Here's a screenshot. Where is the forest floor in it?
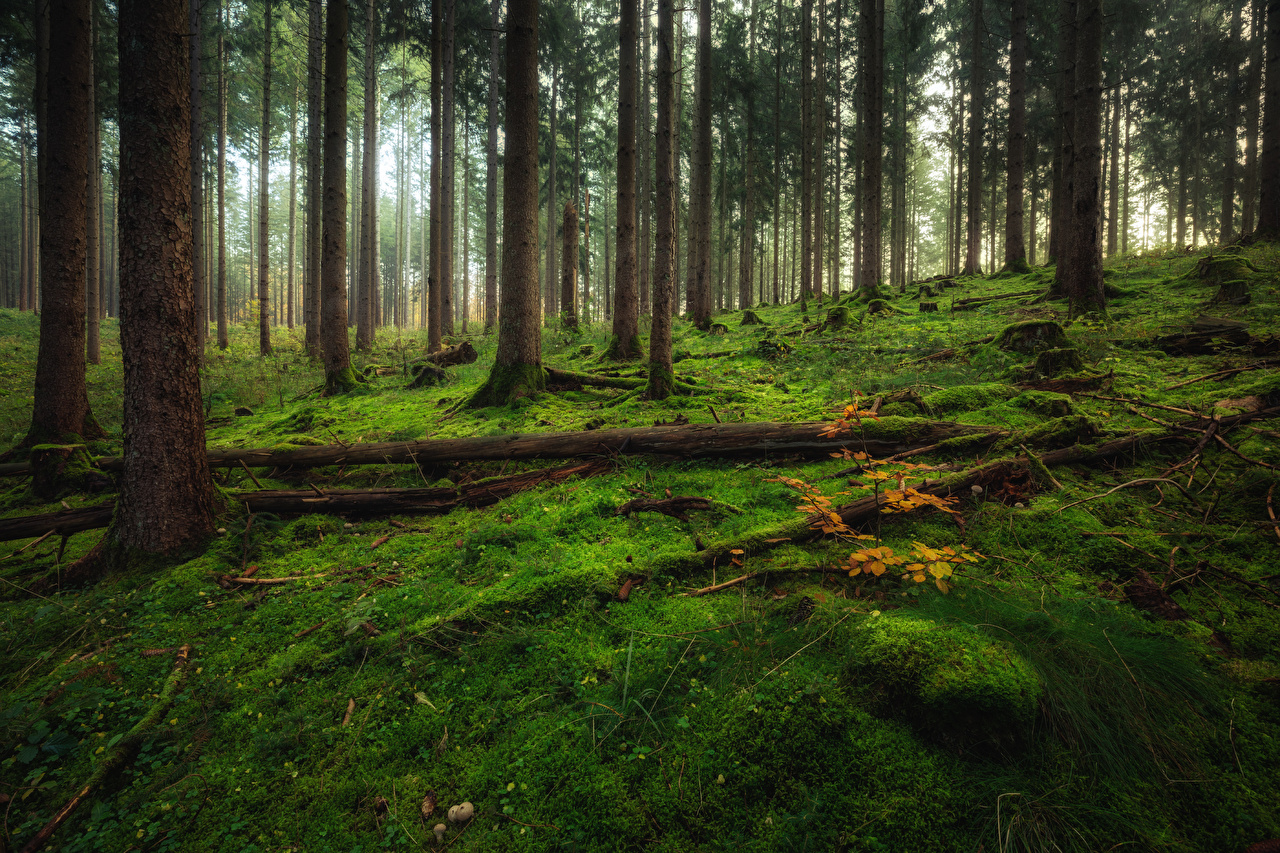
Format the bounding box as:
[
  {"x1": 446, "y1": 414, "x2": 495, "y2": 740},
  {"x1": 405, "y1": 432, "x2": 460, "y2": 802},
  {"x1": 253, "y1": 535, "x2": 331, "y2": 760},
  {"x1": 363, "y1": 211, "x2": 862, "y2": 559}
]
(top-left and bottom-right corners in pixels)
[{"x1": 1, "y1": 244, "x2": 1280, "y2": 852}]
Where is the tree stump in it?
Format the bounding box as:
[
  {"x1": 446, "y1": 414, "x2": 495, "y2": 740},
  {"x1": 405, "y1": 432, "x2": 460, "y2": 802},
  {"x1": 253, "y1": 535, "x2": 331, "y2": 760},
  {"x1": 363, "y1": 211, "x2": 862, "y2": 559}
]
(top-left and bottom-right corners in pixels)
[
  {"x1": 917, "y1": 284, "x2": 935, "y2": 298},
  {"x1": 407, "y1": 365, "x2": 450, "y2": 389},
  {"x1": 919, "y1": 301, "x2": 939, "y2": 312},
  {"x1": 1032, "y1": 347, "x2": 1084, "y2": 378},
  {"x1": 996, "y1": 320, "x2": 1069, "y2": 354},
  {"x1": 578, "y1": 344, "x2": 596, "y2": 358},
  {"x1": 1211, "y1": 279, "x2": 1251, "y2": 305},
  {"x1": 709, "y1": 323, "x2": 730, "y2": 336},
  {"x1": 825, "y1": 306, "x2": 852, "y2": 328},
  {"x1": 740, "y1": 310, "x2": 768, "y2": 326},
  {"x1": 30, "y1": 444, "x2": 106, "y2": 500}
]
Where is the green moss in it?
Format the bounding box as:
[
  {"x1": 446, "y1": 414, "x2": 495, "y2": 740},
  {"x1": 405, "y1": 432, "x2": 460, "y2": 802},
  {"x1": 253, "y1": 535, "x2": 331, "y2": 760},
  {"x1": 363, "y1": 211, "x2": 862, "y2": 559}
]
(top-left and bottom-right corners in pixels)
[
  {"x1": 466, "y1": 361, "x2": 548, "y2": 408},
  {"x1": 922, "y1": 383, "x2": 1019, "y2": 415},
  {"x1": 1010, "y1": 390, "x2": 1076, "y2": 418},
  {"x1": 323, "y1": 366, "x2": 363, "y2": 395},
  {"x1": 1018, "y1": 414, "x2": 1099, "y2": 449},
  {"x1": 997, "y1": 320, "x2": 1069, "y2": 353}
]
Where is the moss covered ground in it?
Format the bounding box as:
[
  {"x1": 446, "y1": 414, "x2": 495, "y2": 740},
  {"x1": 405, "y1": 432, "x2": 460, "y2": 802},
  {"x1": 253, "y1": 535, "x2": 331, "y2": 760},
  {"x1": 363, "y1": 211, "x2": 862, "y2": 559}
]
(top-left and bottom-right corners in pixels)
[{"x1": 2, "y1": 244, "x2": 1280, "y2": 852}]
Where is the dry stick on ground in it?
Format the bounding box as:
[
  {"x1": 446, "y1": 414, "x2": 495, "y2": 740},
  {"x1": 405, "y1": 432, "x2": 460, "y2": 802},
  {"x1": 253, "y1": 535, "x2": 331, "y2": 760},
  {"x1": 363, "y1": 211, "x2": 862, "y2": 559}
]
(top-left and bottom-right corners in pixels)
[
  {"x1": 616, "y1": 496, "x2": 725, "y2": 521},
  {"x1": 1212, "y1": 433, "x2": 1280, "y2": 471},
  {"x1": 681, "y1": 567, "x2": 850, "y2": 597},
  {"x1": 18, "y1": 646, "x2": 194, "y2": 853},
  {"x1": 1055, "y1": 478, "x2": 1205, "y2": 515},
  {"x1": 1166, "y1": 359, "x2": 1280, "y2": 390},
  {"x1": 1269, "y1": 485, "x2": 1280, "y2": 546},
  {"x1": 1079, "y1": 393, "x2": 1201, "y2": 419}
]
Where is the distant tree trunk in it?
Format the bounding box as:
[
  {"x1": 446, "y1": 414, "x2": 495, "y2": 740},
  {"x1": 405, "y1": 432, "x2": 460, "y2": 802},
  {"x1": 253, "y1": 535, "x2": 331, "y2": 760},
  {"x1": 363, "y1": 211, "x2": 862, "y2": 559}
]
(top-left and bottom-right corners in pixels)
[
  {"x1": 811, "y1": 0, "x2": 824, "y2": 301},
  {"x1": 34, "y1": 0, "x2": 47, "y2": 314},
  {"x1": 1122, "y1": 96, "x2": 1130, "y2": 253},
  {"x1": 321, "y1": 0, "x2": 355, "y2": 392},
  {"x1": 1243, "y1": 0, "x2": 1264, "y2": 234},
  {"x1": 962, "y1": 0, "x2": 983, "y2": 276},
  {"x1": 640, "y1": 0, "x2": 652, "y2": 312},
  {"x1": 561, "y1": 200, "x2": 578, "y2": 330},
  {"x1": 1107, "y1": 79, "x2": 1121, "y2": 253},
  {"x1": 287, "y1": 83, "x2": 297, "y2": 329},
  {"x1": 772, "y1": 0, "x2": 781, "y2": 303},
  {"x1": 484, "y1": 0, "x2": 500, "y2": 331},
  {"x1": 857, "y1": 0, "x2": 883, "y2": 294},
  {"x1": 19, "y1": 116, "x2": 28, "y2": 312},
  {"x1": 609, "y1": 0, "x2": 641, "y2": 359},
  {"x1": 428, "y1": 0, "x2": 442, "y2": 350},
  {"x1": 86, "y1": 8, "x2": 100, "y2": 365},
  {"x1": 1028, "y1": 137, "x2": 1038, "y2": 264},
  {"x1": 1261, "y1": 0, "x2": 1280, "y2": 236},
  {"x1": 113, "y1": 0, "x2": 216, "y2": 555},
  {"x1": 356, "y1": 0, "x2": 375, "y2": 351},
  {"x1": 462, "y1": 122, "x2": 471, "y2": 331},
  {"x1": 800, "y1": 0, "x2": 813, "y2": 303},
  {"x1": 687, "y1": 0, "x2": 712, "y2": 328},
  {"x1": 1063, "y1": 0, "x2": 1105, "y2": 316},
  {"x1": 1177, "y1": 125, "x2": 1190, "y2": 245},
  {"x1": 28, "y1": 0, "x2": 101, "y2": 445},
  {"x1": 544, "y1": 69, "x2": 559, "y2": 322},
  {"x1": 1221, "y1": 0, "x2": 1243, "y2": 243},
  {"x1": 216, "y1": 0, "x2": 229, "y2": 349},
  {"x1": 469, "y1": 0, "x2": 544, "y2": 406},
  {"x1": 441, "y1": 0, "x2": 456, "y2": 335},
  {"x1": 257, "y1": 0, "x2": 272, "y2": 354},
  {"x1": 305, "y1": 0, "x2": 322, "y2": 356},
  {"x1": 648, "y1": 0, "x2": 676, "y2": 400},
  {"x1": 1003, "y1": 0, "x2": 1028, "y2": 271},
  {"x1": 1050, "y1": 0, "x2": 1076, "y2": 266}
]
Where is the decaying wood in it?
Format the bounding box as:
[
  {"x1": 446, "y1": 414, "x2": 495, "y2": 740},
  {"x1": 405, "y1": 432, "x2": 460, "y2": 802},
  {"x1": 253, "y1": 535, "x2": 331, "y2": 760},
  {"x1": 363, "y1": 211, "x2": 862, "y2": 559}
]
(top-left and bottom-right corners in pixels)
[
  {"x1": 1165, "y1": 358, "x2": 1280, "y2": 390},
  {"x1": 616, "y1": 496, "x2": 717, "y2": 521},
  {"x1": 950, "y1": 289, "x2": 1043, "y2": 311},
  {"x1": 682, "y1": 572, "x2": 759, "y2": 596},
  {"x1": 418, "y1": 340, "x2": 478, "y2": 368}
]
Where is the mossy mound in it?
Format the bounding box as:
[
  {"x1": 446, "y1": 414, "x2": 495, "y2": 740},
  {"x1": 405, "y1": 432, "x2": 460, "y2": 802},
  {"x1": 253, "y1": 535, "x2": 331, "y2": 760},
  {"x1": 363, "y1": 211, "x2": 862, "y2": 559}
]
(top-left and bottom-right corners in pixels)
[
  {"x1": 997, "y1": 320, "x2": 1069, "y2": 354},
  {"x1": 739, "y1": 310, "x2": 768, "y2": 326},
  {"x1": 922, "y1": 383, "x2": 1019, "y2": 415},
  {"x1": 29, "y1": 444, "x2": 107, "y2": 500},
  {"x1": 845, "y1": 615, "x2": 1041, "y2": 750},
  {"x1": 1010, "y1": 390, "x2": 1076, "y2": 418},
  {"x1": 1019, "y1": 414, "x2": 1100, "y2": 449},
  {"x1": 1012, "y1": 347, "x2": 1085, "y2": 381}
]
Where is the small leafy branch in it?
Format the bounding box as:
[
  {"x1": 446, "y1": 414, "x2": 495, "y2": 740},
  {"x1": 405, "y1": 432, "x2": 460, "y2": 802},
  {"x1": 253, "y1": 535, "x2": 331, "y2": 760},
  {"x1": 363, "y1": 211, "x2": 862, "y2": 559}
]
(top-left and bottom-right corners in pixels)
[{"x1": 844, "y1": 541, "x2": 981, "y2": 593}]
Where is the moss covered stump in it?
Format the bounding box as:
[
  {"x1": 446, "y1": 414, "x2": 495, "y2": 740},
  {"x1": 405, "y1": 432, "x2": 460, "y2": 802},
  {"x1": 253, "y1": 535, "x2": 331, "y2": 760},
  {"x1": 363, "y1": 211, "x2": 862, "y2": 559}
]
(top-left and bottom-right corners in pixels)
[
  {"x1": 1032, "y1": 347, "x2": 1084, "y2": 378},
  {"x1": 30, "y1": 444, "x2": 105, "y2": 500},
  {"x1": 740, "y1": 310, "x2": 768, "y2": 326},
  {"x1": 997, "y1": 320, "x2": 1069, "y2": 354}
]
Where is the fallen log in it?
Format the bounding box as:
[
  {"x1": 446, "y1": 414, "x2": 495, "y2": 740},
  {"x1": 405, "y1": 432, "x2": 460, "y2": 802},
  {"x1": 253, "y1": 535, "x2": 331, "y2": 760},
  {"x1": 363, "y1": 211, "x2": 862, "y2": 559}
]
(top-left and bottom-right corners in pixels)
[
  {"x1": 0, "y1": 460, "x2": 612, "y2": 543},
  {"x1": 616, "y1": 496, "x2": 723, "y2": 521},
  {"x1": 951, "y1": 289, "x2": 1043, "y2": 311}
]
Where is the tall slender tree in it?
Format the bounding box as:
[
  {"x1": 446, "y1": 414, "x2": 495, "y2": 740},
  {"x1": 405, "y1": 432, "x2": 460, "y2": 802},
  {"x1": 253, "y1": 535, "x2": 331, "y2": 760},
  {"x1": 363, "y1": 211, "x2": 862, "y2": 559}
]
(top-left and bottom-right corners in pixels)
[
  {"x1": 648, "y1": 0, "x2": 676, "y2": 400},
  {"x1": 441, "y1": 0, "x2": 457, "y2": 335},
  {"x1": 687, "y1": 0, "x2": 712, "y2": 328},
  {"x1": 258, "y1": 0, "x2": 273, "y2": 355},
  {"x1": 189, "y1": 0, "x2": 204, "y2": 356},
  {"x1": 217, "y1": 0, "x2": 229, "y2": 349},
  {"x1": 428, "y1": 0, "x2": 442, "y2": 350},
  {"x1": 305, "y1": 0, "x2": 323, "y2": 356},
  {"x1": 1063, "y1": 0, "x2": 1105, "y2": 314},
  {"x1": 469, "y1": 0, "x2": 544, "y2": 406},
  {"x1": 113, "y1": 0, "x2": 217, "y2": 555},
  {"x1": 1004, "y1": 0, "x2": 1029, "y2": 271},
  {"x1": 857, "y1": 0, "x2": 884, "y2": 294},
  {"x1": 484, "y1": 0, "x2": 500, "y2": 331},
  {"x1": 86, "y1": 6, "x2": 101, "y2": 365},
  {"x1": 609, "y1": 0, "x2": 642, "y2": 359},
  {"x1": 1259, "y1": 0, "x2": 1280, "y2": 236},
  {"x1": 962, "y1": 0, "x2": 983, "y2": 276},
  {"x1": 321, "y1": 0, "x2": 357, "y2": 392}
]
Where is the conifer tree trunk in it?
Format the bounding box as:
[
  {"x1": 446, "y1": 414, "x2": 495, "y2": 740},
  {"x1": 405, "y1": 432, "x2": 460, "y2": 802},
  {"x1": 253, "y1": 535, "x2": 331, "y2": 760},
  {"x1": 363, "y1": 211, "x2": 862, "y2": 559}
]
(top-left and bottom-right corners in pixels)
[
  {"x1": 1260, "y1": 0, "x2": 1280, "y2": 236},
  {"x1": 800, "y1": 0, "x2": 813, "y2": 303},
  {"x1": 772, "y1": 0, "x2": 781, "y2": 304},
  {"x1": 321, "y1": 0, "x2": 355, "y2": 392},
  {"x1": 1050, "y1": 0, "x2": 1076, "y2": 265},
  {"x1": 1028, "y1": 138, "x2": 1038, "y2": 263},
  {"x1": 640, "y1": 0, "x2": 652, "y2": 312},
  {"x1": 1243, "y1": 0, "x2": 1264, "y2": 234},
  {"x1": 687, "y1": 0, "x2": 712, "y2": 328},
  {"x1": 86, "y1": 7, "x2": 100, "y2": 365},
  {"x1": 1003, "y1": 0, "x2": 1028, "y2": 271},
  {"x1": 812, "y1": 0, "x2": 825, "y2": 300},
  {"x1": 610, "y1": 0, "x2": 642, "y2": 358},
  {"x1": 428, "y1": 0, "x2": 442, "y2": 349},
  {"x1": 1121, "y1": 95, "x2": 1130, "y2": 253},
  {"x1": 484, "y1": 0, "x2": 500, "y2": 332},
  {"x1": 1063, "y1": 0, "x2": 1105, "y2": 315},
  {"x1": 217, "y1": 0, "x2": 229, "y2": 349},
  {"x1": 544, "y1": 70, "x2": 559, "y2": 322},
  {"x1": 740, "y1": 0, "x2": 758, "y2": 312},
  {"x1": 857, "y1": 0, "x2": 883, "y2": 294},
  {"x1": 115, "y1": 0, "x2": 216, "y2": 555},
  {"x1": 305, "y1": 0, "x2": 322, "y2": 356},
  {"x1": 561, "y1": 200, "x2": 578, "y2": 330},
  {"x1": 1107, "y1": 79, "x2": 1121, "y2": 253},
  {"x1": 1221, "y1": 0, "x2": 1243, "y2": 243},
  {"x1": 28, "y1": 0, "x2": 101, "y2": 445},
  {"x1": 441, "y1": 0, "x2": 456, "y2": 335},
  {"x1": 648, "y1": 0, "x2": 676, "y2": 400},
  {"x1": 18, "y1": 116, "x2": 28, "y2": 312},
  {"x1": 356, "y1": 0, "x2": 376, "y2": 350},
  {"x1": 185, "y1": 0, "x2": 202, "y2": 358},
  {"x1": 468, "y1": 0, "x2": 544, "y2": 406},
  {"x1": 962, "y1": 0, "x2": 983, "y2": 276},
  {"x1": 258, "y1": 0, "x2": 273, "y2": 355},
  {"x1": 462, "y1": 123, "x2": 471, "y2": 331}
]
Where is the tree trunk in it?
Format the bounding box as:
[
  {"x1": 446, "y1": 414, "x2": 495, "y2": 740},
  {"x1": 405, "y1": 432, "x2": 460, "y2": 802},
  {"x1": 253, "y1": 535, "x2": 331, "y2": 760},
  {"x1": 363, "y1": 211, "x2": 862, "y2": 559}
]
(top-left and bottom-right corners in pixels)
[
  {"x1": 86, "y1": 7, "x2": 100, "y2": 365},
  {"x1": 561, "y1": 197, "x2": 579, "y2": 331},
  {"x1": 687, "y1": 0, "x2": 712, "y2": 328},
  {"x1": 287, "y1": 83, "x2": 297, "y2": 329},
  {"x1": 485, "y1": 0, "x2": 500, "y2": 332},
  {"x1": 186, "y1": 0, "x2": 202, "y2": 358},
  {"x1": 28, "y1": 0, "x2": 100, "y2": 445},
  {"x1": 811, "y1": 0, "x2": 824, "y2": 301},
  {"x1": 772, "y1": 0, "x2": 781, "y2": 303},
  {"x1": 305, "y1": 0, "x2": 322, "y2": 356},
  {"x1": 1063, "y1": 0, "x2": 1105, "y2": 316},
  {"x1": 428, "y1": 0, "x2": 442, "y2": 349},
  {"x1": 1243, "y1": 0, "x2": 1264, "y2": 234},
  {"x1": 648, "y1": 0, "x2": 676, "y2": 400},
  {"x1": 800, "y1": 0, "x2": 813, "y2": 303},
  {"x1": 1004, "y1": 0, "x2": 1028, "y2": 271},
  {"x1": 216, "y1": 0, "x2": 229, "y2": 349},
  {"x1": 544, "y1": 70, "x2": 559, "y2": 322},
  {"x1": 321, "y1": 0, "x2": 355, "y2": 392},
  {"x1": 468, "y1": 0, "x2": 545, "y2": 406},
  {"x1": 962, "y1": 0, "x2": 983, "y2": 276},
  {"x1": 115, "y1": 0, "x2": 217, "y2": 554},
  {"x1": 19, "y1": 115, "x2": 28, "y2": 312},
  {"x1": 640, "y1": 0, "x2": 652, "y2": 312},
  {"x1": 441, "y1": 0, "x2": 456, "y2": 336},
  {"x1": 462, "y1": 121, "x2": 471, "y2": 331},
  {"x1": 857, "y1": 0, "x2": 883, "y2": 294},
  {"x1": 1122, "y1": 94, "x2": 1130, "y2": 253},
  {"x1": 34, "y1": 0, "x2": 47, "y2": 315},
  {"x1": 1050, "y1": 0, "x2": 1076, "y2": 266},
  {"x1": 1221, "y1": 0, "x2": 1243, "y2": 243},
  {"x1": 257, "y1": 0, "x2": 273, "y2": 355},
  {"x1": 1260, "y1": 0, "x2": 1280, "y2": 235},
  {"x1": 1107, "y1": 77, "x2": 1121, "y2": 254},
  {"x1": 610, "y1": 0, "x2": 642, "y2": 359},
  {"x1": 356, "y1": 0, "x2": 376, "y2": 351}
]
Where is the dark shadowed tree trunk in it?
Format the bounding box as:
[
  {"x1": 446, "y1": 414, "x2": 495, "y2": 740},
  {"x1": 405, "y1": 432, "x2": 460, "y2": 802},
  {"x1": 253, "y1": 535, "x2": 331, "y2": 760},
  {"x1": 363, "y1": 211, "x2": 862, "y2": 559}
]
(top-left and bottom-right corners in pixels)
[
  {"x1": 687, "y1": 0, "x2": 712, "y2": 328},
  {"x1": 469, "y1": 0, "x2": 543, "y2": 406},
  {"x1": 1107, "y1": 79, "x2": 1120, "y2": 254},
  {"x1": 217, "y1": 0, "x2": 229, "y2": 349},
  {"x1": 321, "y1": 0, "x2": 356, "y2": 392},
  {"x1": 1003, "y1": 0, "x2": 1028, "y2": 271},
  {"x1": 639, "y1": 0, "x2": 652, "y2": 313},
  {"x1": 1258, "y1": 0, "x2": 1280, "y2": 236},
  {"x1": 287, "y1": 84, "x2": 297, "y2": 329},
  {"x1": 648, "y1": 0, "x2": 676, "y2": 400},
  {"x1": 188, "y1": 0, "x2": 203, "y2": 357},
  {"x1": 609, "y1": 0, "x2": 642, "y2": 359},
  {"x1": 1220, "y1": 0, "x2": 1243, "y2": 243},
  {"x1": 800, "y1": 0, "x2": 813, "y2": 302},
  {"x1": 114, "y1": 0, "x2": 216, "y2": 554},
  {"x1": 544, "y1": 69, "x2": 559, "y2": 322},
  {"x1": 963, "y1": 0, "x2": 983, "y2": 276},
  {"x1": 356, "y1": 0, "x2": 376, "y2": 351},
  {"x1": 428, "y1": 0, "x2": 442, "y2": 349},
  {"x1": 442, "y1": 0, "x2": 456, "y2": 336},
  {"x1": 857, "y1": 0, "x2": 883, "y2": 294},
  {"x1": 27, "y1": 0, "x2": 101, "y2": 446},
  {"x1": 485, "y1": 0, "x2": 500, "y2": 331},
  {"x1": 305, "y1": 0, "x2": 322, "y2": 356},
  {"x1": 1243, "y1": 0, "x2": 1264, "y2": 234},
  {"x1": 1050, "y1": 0, "x2": 1076, "y2": 266},
  {"x1": 561, "y1": 200, "x2": 578, "y2": 330},
  {"x1": 86, "y1": 7, "x2": 101, "y2": 365},
  {"x1": 258, "y1": 0, "x2": 273, "y2": 355},
  {"x1": 1063, "y1": 0, "x2": 1105, "y2": 315}
]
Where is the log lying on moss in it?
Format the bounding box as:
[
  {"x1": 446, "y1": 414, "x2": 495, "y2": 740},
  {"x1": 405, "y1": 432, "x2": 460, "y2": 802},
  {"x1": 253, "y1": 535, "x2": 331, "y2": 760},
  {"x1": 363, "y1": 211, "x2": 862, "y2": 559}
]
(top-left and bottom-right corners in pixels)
[{"x1": 951, "y1": 289, "x2": 1044, "y2": 311}]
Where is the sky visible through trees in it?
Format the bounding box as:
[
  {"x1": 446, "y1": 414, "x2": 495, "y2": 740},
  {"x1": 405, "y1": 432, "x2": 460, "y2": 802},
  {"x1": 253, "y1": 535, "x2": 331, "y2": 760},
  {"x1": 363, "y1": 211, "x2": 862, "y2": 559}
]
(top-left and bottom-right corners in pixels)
[{"x1": 0, "y1": 0, "x2": 1267, "y2": 329}]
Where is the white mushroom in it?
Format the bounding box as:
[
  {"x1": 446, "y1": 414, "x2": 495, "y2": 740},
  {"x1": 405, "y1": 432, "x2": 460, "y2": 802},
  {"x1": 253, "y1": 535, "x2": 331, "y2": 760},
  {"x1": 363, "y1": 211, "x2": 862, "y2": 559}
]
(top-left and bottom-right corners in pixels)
[
  {"x1": 970, "y1": 485, "x2": 984, "y2": 495},
  {"x1": 433, "y1": 824, "x2": 447, "y2": 844},
  {"x1": 448, "y1": 801, "x2": 475, "y2": 824}
]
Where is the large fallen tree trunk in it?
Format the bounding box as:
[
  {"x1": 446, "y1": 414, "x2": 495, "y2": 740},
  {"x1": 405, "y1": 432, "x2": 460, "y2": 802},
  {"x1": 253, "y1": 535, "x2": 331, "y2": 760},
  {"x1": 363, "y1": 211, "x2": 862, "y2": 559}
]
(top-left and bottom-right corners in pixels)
[
  {"x1": 951, "y1": 289, "x2": 1044, "y2": 311},
  {"x1": 32, "y1": 418, "x2": 987, "y2": 474},
  {"x1": 0, "y1": 460, "x2": 613, "y2": 544}
]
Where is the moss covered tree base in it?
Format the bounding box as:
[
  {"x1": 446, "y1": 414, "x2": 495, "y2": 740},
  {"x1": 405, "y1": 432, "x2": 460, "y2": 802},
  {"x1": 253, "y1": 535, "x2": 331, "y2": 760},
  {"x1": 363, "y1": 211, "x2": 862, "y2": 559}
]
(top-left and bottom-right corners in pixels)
[
  {"x1": 997, "y1": 320, "x2": 1069, "y2": 354},
  {"x1": 29, "y1": 444, "x2": 107, "y2": 500},
  {"x1": 603, "y1": 334, "x2": 644, "y2": 361},
  {"x1": 466, "y1": 362, "x2": 548, "y2": 408},
  {"x1": 323, "y1": 367, "x2": 364, "y2": 396}
]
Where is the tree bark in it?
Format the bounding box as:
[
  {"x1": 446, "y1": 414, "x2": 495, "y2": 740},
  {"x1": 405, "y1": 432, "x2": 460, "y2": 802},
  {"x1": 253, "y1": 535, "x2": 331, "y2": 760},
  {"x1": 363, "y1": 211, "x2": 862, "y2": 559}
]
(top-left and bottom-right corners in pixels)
[
  {"x1": 321, "y1": 0, "x2": 355, "y2": 392},
  {"x1": 1050, "y1": 0, "x2": 1076, "y2": 266},
  {"x1": 1063, "y1": 0, "x2": 1105, "y2": 316},
  {"x1": 468, "y1": 0, "x2": 545, "y2": 406},
  {"x1": 287, "y1": 83, "x2": 297, "y2": 330},
  {"x1": 86, "y1": 7, "x2": 101, "y2": 365},
  {"x1": 1108, "y1": 80, "x2": 1121, "y2": 254},
  {"x1": 441, "y1": 0, "x2": 456, "y2": 335},
  {"x1": 610, "y1": 0, "x2": 642, "y2": 359},
  {"x1": 356, "y1": 0, "x2": 376, "y2": 351},
  {"x1": 963, "y1": 0, "x2": 983, "y2": 276},
  {"x1": 216, "y1": 0, "x2": 229, "y2": 349},
  {"x1": 305, "y1": 0, "x2": 322, "y2": 356},
  {"x1": 561, "y1": 199, "x2": 578, "y2": 330},
  {"x1": 857, "y1": 0, "x2": 883, "y2": 294},
  {"x1": 648, "y1": 0, "x2": 676, "y2": 400},
  {"x1": 687, "y1": 0, "x2": 712, "y2": 328},
  {"x1": 484, "y1": 0, "x2": 500, "y2": 332},
  {"x1": 639, "y1": 0, "x2": 652, "y2": 312},
  {"x1": 1243, "y1": 0, "x2": 1265, "y2": 234},
  {"x1": 258, "y1": 0, "x2": 273, "y2": 355},
  {"x1": 28, "y1": 0, "x2": 100, "y2": 445},
  {"x1": 800, "y1": 0, "x2": 813, "y2": 302},
  {"x1": 187, "y1": 0, "x2": 203, "y2": 357},
  {"x1": 428, "y1": 0, "x2": 442, "y2": 349},
  {"x1": 115, "y1": 0, "x2": 217, "y2": 553},
  {"x1": 544, "y1": 69, "x2": 559, "y2": 322},
  {"x1": 1221, "y1": 0, "x2": 1243, "y2": 243},
  {"x1": 1004, "y1": 0, "x2": 1028, "y2": 271}
]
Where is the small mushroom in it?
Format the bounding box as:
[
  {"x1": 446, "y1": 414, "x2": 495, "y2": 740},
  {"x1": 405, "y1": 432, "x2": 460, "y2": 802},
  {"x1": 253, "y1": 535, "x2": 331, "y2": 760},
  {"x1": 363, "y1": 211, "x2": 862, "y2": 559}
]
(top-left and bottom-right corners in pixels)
[
  {"x1": 433, "y1": 823, "x2": 447, "y2": 844},
  {"x1": 448, "y1": 801, "x2": 475, "y2": 824},
  {"x1": 970, "y1": 485, "x2": 984, "y2": 496}
]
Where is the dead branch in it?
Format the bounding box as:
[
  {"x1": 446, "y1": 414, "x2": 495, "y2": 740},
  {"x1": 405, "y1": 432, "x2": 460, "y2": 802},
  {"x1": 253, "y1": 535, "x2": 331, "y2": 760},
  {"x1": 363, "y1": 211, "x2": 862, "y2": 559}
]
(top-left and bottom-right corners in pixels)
[{"x1": 616, "y1": 496, "x2": 718, "y2": 521}]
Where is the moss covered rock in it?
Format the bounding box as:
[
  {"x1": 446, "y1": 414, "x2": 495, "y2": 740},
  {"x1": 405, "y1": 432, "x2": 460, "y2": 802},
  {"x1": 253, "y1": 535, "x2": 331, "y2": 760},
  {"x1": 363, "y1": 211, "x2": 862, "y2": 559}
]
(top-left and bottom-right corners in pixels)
[
  {"x1": 997, "y1": 320, "x2": 1069, "y2": 354},
  {"x1": 846, "y1": 615, "x2": 1041, "y2": 749}
]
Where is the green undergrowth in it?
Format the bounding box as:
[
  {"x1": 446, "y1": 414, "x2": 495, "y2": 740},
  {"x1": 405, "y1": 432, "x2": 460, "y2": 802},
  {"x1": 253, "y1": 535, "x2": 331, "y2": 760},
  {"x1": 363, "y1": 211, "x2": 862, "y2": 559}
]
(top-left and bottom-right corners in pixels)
[{"x1": 2, "y1": 243, "x2": 1280, "y2": 851}]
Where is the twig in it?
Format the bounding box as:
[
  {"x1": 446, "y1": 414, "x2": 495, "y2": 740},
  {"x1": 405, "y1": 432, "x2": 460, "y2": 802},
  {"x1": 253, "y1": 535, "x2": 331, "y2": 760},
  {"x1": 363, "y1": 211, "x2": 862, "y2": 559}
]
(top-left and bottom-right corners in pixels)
[
  {"x1": 750, "y1": 614, "x2": 852, "y2": 691},
  {"x1": 342, "y1": 698, "x2": 356, "y2": 726},
  {"x1": 293, "y1": 620, "x2": 326, "y2": 639},
  {"x1": 707, "y1": 404, "x2": 721, "y2": 423},
  {"x1": 1269, "y1": 484, "x2": 1280, "y2": 547},
  {"x1": 240, "y1": 513, "x2": 255, "y2": 571},
  {"x1": 1054, "y1": 478, "x2": 1203, "y2": 514},
  {"x1": 3, "y1": 529, "x2": 55, "y2": 559},
  {"x1": 370, "y1": 534, "x2": 392, "y2": 549},
  {"x1": 1166, "y1": 359, "x2": 1280, "y2": 390},
  {"x1": 308, "y1": 482, "x2": 326, "y2": 497},
  {"x1": 1212, "y1": 433, "x2": 1280, "y2": 471},
  {"x1": 681, "y1": 572, "x2": 759, "y2": 597},
  {"x1": 238, "y1": 459, "x2": 265, "y2": 490},
  {"x1": 1078, "y1": 393, "x2": 1200, "y2": 418}
]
